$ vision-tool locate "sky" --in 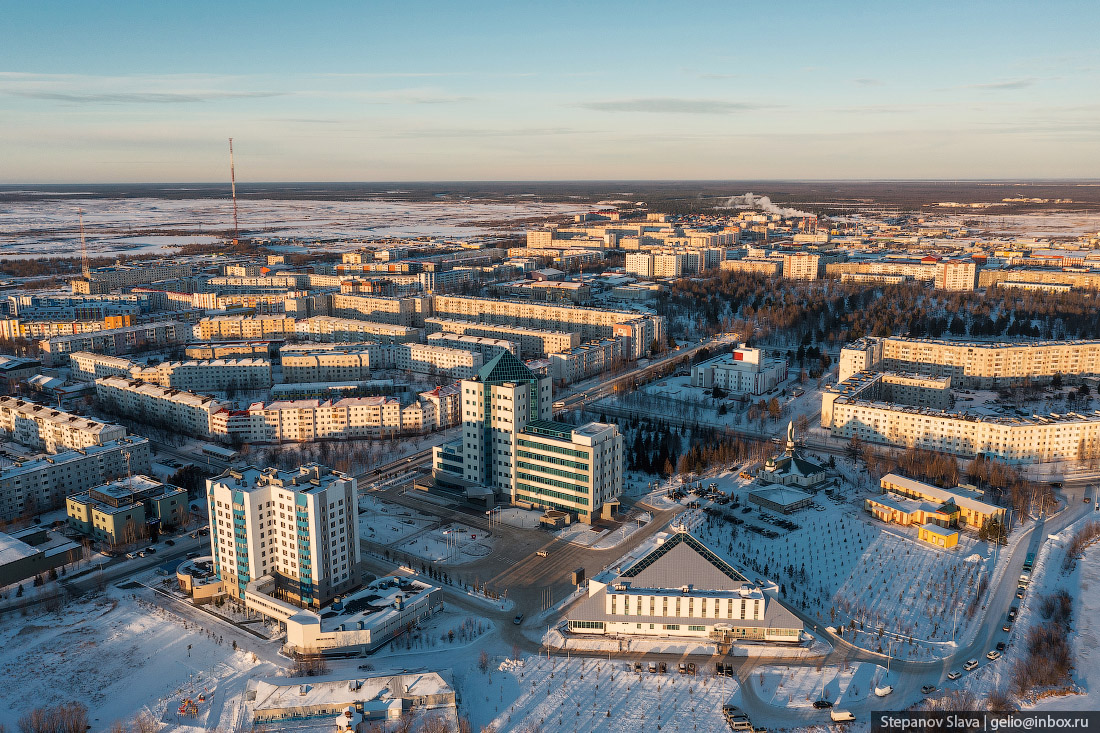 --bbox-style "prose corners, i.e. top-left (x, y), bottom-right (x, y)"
top-left (0, 0), bottom-right (1097, 183)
